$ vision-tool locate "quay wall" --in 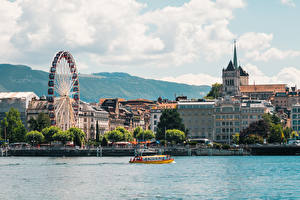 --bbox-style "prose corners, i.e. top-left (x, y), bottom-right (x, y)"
top-left (3, 148), bottom-right (250, 157)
